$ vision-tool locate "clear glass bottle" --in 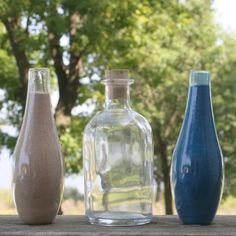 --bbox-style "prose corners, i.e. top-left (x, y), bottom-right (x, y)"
top-left (12, 68), bottom-right (64, 225)
top-left (83, 69), bottom-right (154, 226)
